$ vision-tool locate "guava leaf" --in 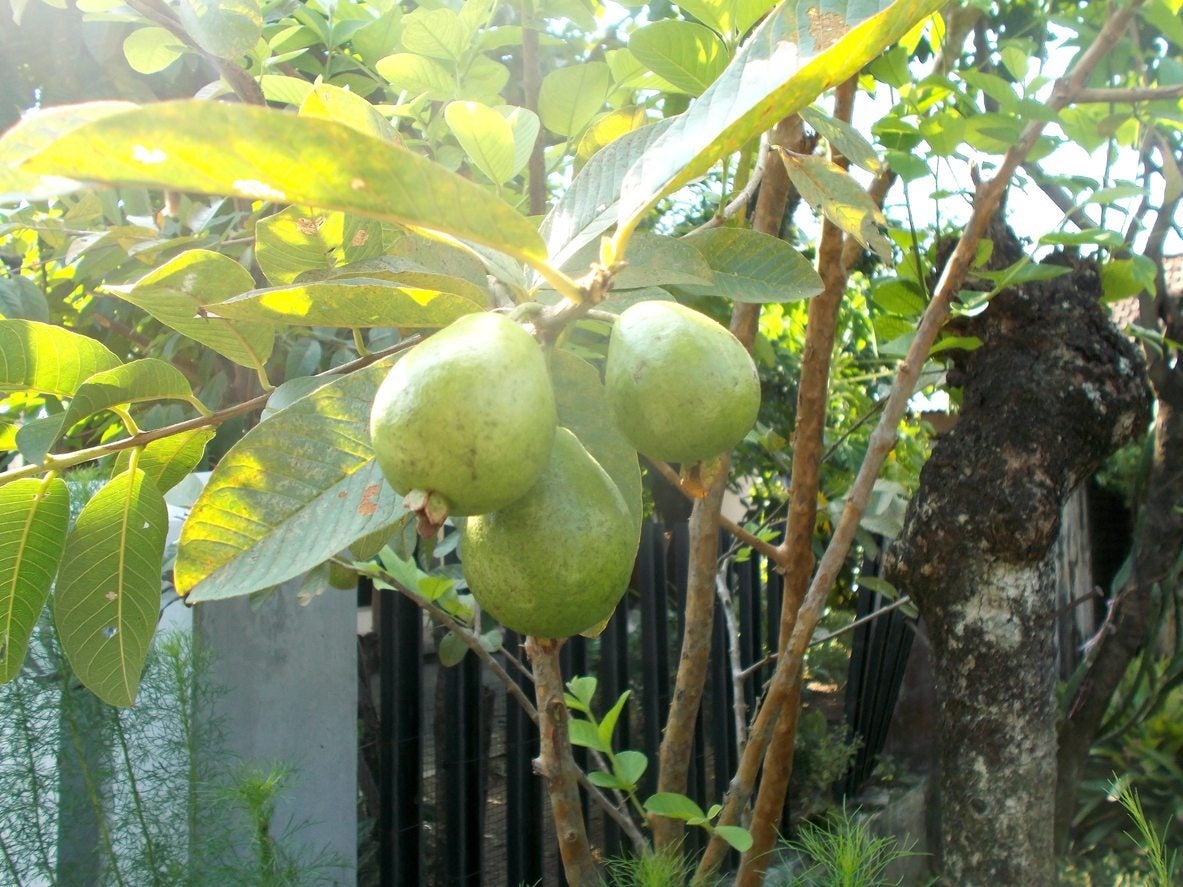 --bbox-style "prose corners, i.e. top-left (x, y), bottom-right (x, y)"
top-left (645, 792), bottom-right (709, 821)
top-left (207, 278), bottom-right (485, 328)
top-left (123, 26), bottom-right (187, 75)
top-left (112, 429), bottom-right (215, 494)
top-left (540, 118), bottom-right (677, 272)
top-left (567, 717), bottom-right (609, 752)
top-left (175, 361), bottom-right (406, 603)
top-left (0, 477), bottom-right (69, 684)
top-left (0, 320), bottom-right (122, 397)
top-left (615, 0), bottom-right (943, 244)
top-left (21, 101), bottom-right (547, 266)
top-left (539, 62), bottom-right (612, 137)
top-left (0, 101), bottom-right (135, 203)
top-left (106, 249), bottom-right (275, 369)
top-left (54, 359), bottom-right (199, 446)
top-left (299, 83), bottom-right (396, 142)
top-left (613, 749), bottom-right (649, 787)
top-left (177, 0), bottom-right (262, 60)
top-left (445, 101), bottom-right (518, 185)
top-left (780, 153), bottom-right (893, 262)
top-left (800, 105), bottom-right (883, 172)
top-left (556, 231), bottom-right (714, 288)
top-left (0, 276), bottom-right (50, 322)
top-left (681, 227), bottom-right (823, 302)
top-left (54, 467), bottom-right (168, 708)
top-left (629, 21), bottom-right (729, 96)
top-left (550, 351), bottom-right (643, 532)
top-left (715, 825), bottom-right (754, 852)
